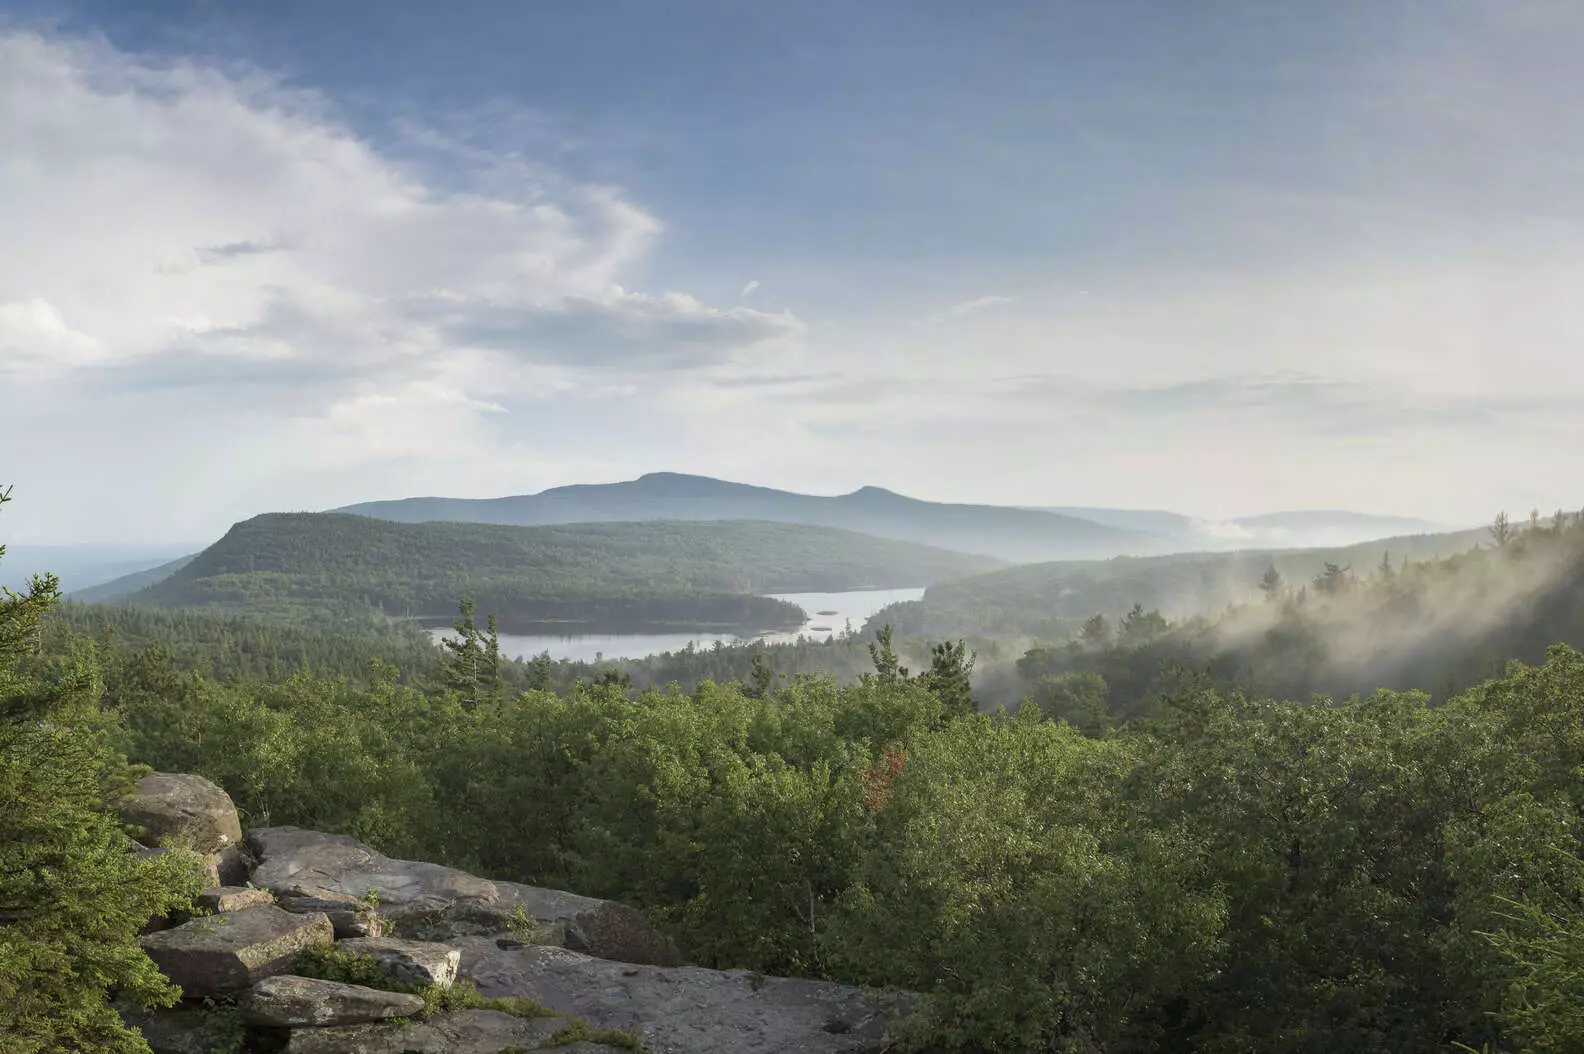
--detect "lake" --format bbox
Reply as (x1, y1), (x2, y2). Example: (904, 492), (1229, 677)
(425, 586), (926, 662)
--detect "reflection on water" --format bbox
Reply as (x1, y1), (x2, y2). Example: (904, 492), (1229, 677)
(425, 587), (925, 663)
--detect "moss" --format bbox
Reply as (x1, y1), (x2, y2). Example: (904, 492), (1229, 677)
(543, 1019), (648, 1051)
(421, 978), (556, 1019)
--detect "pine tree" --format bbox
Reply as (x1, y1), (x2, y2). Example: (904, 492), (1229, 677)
(920, 639), (976, 723)
(440, 598), (485, 708)
(748, 649), (775, 699)
(867, 624), (909, 685)
(0, 488), (206, 1051)
(1259, 565), (1286, 601)
(526, 650), (555, 693)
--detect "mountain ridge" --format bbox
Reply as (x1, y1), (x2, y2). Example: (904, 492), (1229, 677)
(333, 473), (1160, 564)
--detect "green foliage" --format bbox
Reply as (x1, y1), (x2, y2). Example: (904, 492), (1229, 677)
(543, 1020), (647, 1050)
(0, 492), (205, 1053)
(25, 503), (1584, 1052)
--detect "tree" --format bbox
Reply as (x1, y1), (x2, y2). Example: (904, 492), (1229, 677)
(1312, 562), (1352, 595)
(1119, 602), (1169, 643)
(919, 639), (976, 722)
(0, 488), (206, 1051)
(440, 598), (503, 708)
(748, 648), (775, 699)
(867, 624), (910, 685)
(1259, 564), (1286, 601)
(1490, 511), (1514, 547)
(1078, 614), (1111, 649)
(526, 650), (555, 693)
(1377, 551), (1395, 581)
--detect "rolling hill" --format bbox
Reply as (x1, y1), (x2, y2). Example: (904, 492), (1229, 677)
(333, 473), (1159, 563)
(119, 513), (1002, 632)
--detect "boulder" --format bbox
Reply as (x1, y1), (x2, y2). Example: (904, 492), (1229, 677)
(454, 941), (902, 1054)
(121, 773), (243, 853)
(276, 890), (383, 938)
(118, 1007), (212, 1054)
(239, 975), (424, 1027)
(195, 886), (275, 913)
(247, 827), (678, 964)
(141, 905), (334, 997)
(283, 1009), (566, 1053)
(337, 936), (460, 989)
(214, 844), (253, 886)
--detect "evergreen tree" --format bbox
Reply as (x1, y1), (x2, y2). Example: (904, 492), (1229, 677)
(748, 648), (775, 699)
(1490, 511), (1514, 547)
(440, 598), (486, 707)
(0, 489), (205, 1051)
(482, 613), (504, 705)
(1078, 614), (1111, 649)
(920, 639), (976, 722)
(1259, 564), (1286, 601)
(525, 650), (555, 693)
(867, 623), (909, 685)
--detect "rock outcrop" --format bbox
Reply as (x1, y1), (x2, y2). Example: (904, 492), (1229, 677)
(337, 936), (461, 988)
(239, 975), (425, 1027)
(456, 940), (898, 1054)
(121, 772), (244, 853)
(141, 905), (335, 996)
(247, 826), (683, 966)
(121, 772), (904, 1053)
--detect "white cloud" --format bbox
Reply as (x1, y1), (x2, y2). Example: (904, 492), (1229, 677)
(921, 294), (1015, 325)
(741, 279), (760, 297)
(0, 29), (795, 393)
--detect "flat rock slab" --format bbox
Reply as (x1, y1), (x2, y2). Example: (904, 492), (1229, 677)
(142, 904), (334, 997)
(122, 772), (243, 853)
(196, 886), (275, 913)
(454, 941), (899, 1054)
(277, 891), (383, 938)
(240, 975), (424, 1027)
(283, 1008), (568, 1053)
(247, 827), (679, 965)
(338, 936), (461, 988)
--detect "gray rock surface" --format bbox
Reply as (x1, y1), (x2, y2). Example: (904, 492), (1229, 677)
(282, 1008), (569, 1053)
(454, 940), (898, 1054)
(215, 844), (253, 886)
(248, 827), (679, 964)
(121, 772), (243, 853)
(338, 936), (461, 988)
(277, 890), (383, 938)
(195, 885), (274, 913)
(141, 904), (334, 996)
(119, 1007), (212, 1054)
(239, 975), (424, 1027)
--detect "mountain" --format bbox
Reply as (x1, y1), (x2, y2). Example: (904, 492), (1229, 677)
(121, 513), (1001, 632)
(1031, 507), (1451, 551)
(334, 473), (1158, 563)
(69, 553), (197, 604)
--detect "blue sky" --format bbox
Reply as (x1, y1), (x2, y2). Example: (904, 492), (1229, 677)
(2, 1), (1582, 542)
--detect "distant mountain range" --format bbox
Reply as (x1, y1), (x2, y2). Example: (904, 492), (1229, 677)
(335, 473), (1159, 564)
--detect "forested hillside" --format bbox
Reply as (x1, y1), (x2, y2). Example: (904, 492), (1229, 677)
(336, 472), (1157, 563)
(120, 513), (999, 632)
(877, 525), (1490, 641)
(1014, 511), (1584, 728)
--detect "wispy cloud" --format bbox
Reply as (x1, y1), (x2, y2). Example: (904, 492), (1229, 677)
(741, 279), (760, 297)
(921, 294), (1015, 325)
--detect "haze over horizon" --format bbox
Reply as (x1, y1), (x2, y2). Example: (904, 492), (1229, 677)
(4, 1), (1583, 543)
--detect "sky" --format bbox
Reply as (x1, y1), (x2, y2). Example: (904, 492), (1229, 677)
(3, 0), (1583, 544)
